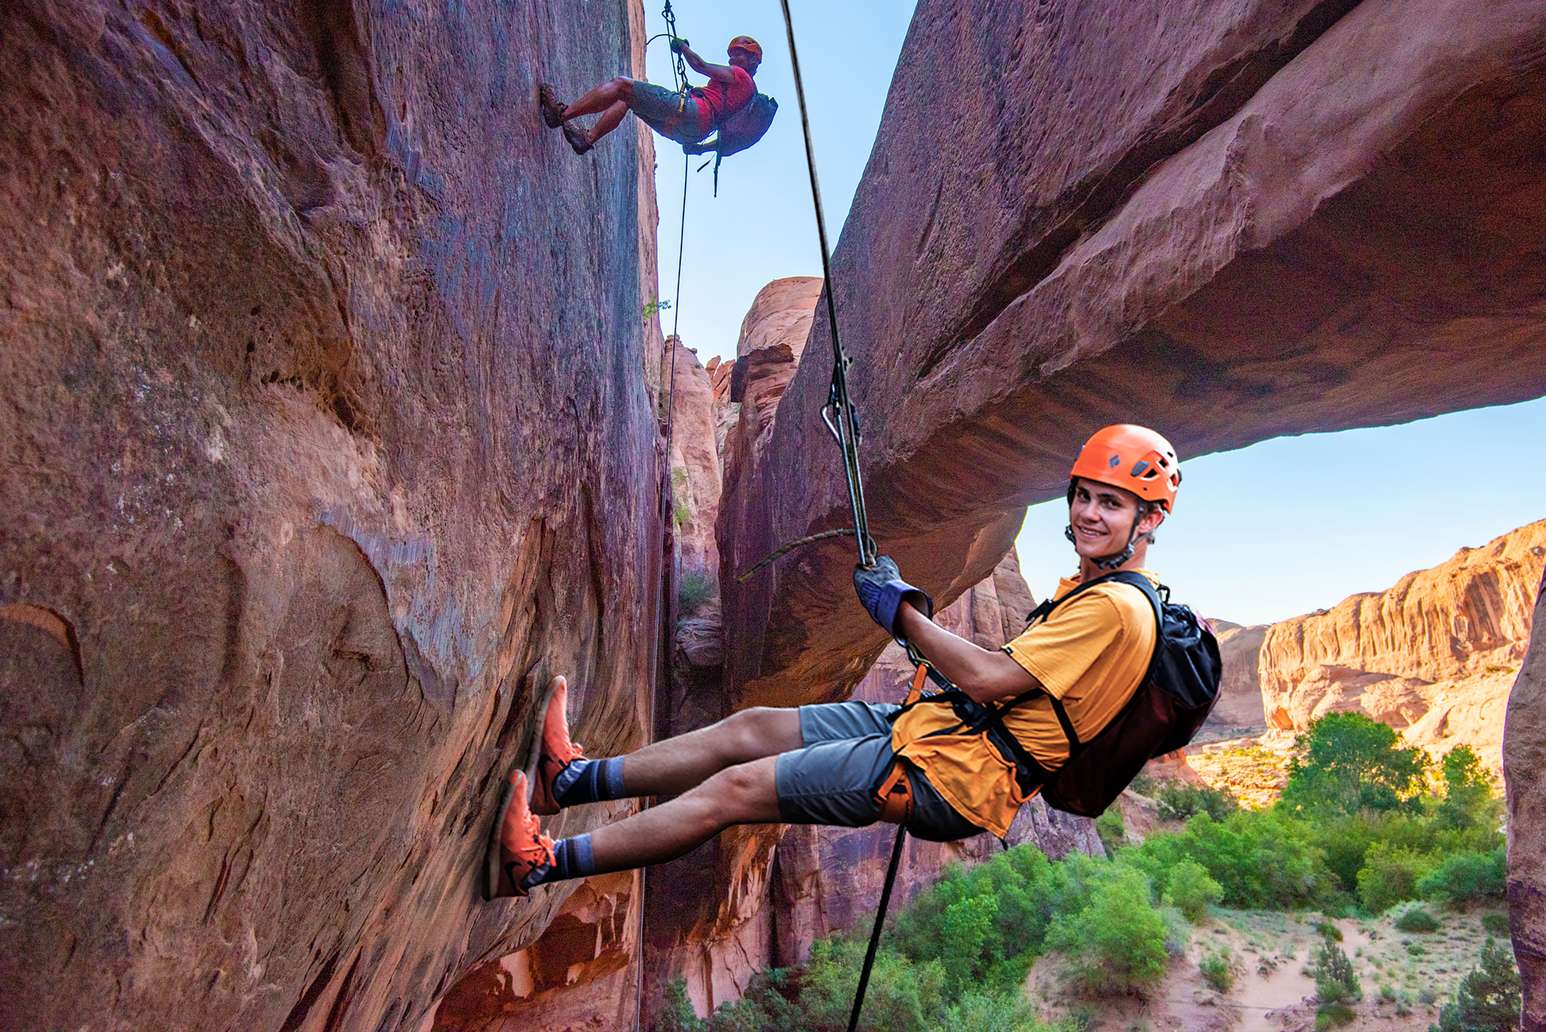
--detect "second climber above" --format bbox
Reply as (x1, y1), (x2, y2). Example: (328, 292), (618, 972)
(539, 35), (762, 156)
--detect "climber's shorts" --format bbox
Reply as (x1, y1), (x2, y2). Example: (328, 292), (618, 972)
(774, 700), (985, 843)
(629, 80), (712, 144)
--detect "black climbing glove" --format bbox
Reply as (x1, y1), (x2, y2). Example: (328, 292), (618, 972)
(853, 556), (933, 645)
(669, 36), (689, 54)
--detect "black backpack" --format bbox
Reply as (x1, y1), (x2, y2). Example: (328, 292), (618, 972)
(903, 572), (1221, 819)
(682, 94), (777, 192)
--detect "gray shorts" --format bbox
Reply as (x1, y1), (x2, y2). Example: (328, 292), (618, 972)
(774, 701), (986, 843)
(629, 80), (711, 144)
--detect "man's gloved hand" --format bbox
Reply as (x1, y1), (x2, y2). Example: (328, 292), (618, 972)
(853, 556), (933, 642)
(669, 36), (689, 53)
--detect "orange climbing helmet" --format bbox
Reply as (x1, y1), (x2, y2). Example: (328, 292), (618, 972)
(1069, 424), (1182, 512)
(728, 36), (763, 63)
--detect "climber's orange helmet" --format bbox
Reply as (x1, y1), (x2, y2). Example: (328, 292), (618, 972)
(1069, 424), (1182, 513)
(728, 36), (763, 64)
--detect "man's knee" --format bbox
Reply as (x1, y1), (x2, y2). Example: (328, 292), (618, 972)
(721, 707), (797, 757)
(610, 76), (635, 98)
(701, 760), (777, 819)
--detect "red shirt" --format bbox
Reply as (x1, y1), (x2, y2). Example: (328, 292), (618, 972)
(694, 66), (756, 126)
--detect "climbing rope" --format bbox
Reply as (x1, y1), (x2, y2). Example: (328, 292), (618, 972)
(774, 4), (899, 1030)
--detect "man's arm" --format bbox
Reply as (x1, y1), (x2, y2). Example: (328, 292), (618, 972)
(678, 43), (738, 84)
(895, 603), (1043, 705)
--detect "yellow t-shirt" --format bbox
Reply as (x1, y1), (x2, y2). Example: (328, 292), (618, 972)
(891, 570), (1158, 837)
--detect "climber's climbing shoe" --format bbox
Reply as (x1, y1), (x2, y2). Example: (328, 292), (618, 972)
(532, 675), (586, 815)
(538, 83), (567, 129)
(562, 122), (592, 155)
(485, 770), (556, 901)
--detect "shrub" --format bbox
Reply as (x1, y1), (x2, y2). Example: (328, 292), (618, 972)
(1393, 904), (1440, 934)
(940, 989), (1054, 1032)
(1162, 859), (1223, 922)
(1314, 919), (1344, 942)
(1097, 808), (1126, 855)
(1481, 913), (1510, 937)
(657, 979), (704, 1032)
(1282, 713), (1427, 818)
(1046, 865), (1169, 996)
(1417, 847), (1507, 905)
(1430, 939), (1522, 1032)
(701, 969), (802, 1032)
(797, 939), (945, 1032)
(677, 570), (713, 615)
(1311, 941), (1362, 1028)
(1200, 948), (1236, 992)
(1128, 809), (1330, 908)
(1357, 842), (1437, 914)
(1155, 782), (1238, 822)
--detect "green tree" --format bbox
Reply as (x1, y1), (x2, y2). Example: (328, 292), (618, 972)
(1417, 847), (1507, 904)
(1434, 746), (1501, 833)
(1311, 941), (1362, 1027)
(656, 979), (704, 1032)
(1356, 841), (1437, 913)
(1046, 865), (1169, 995)
(1282, 713), (1428, 817)
(1162, 859), (1223, 921)
(1430, 939), (1522, 1032)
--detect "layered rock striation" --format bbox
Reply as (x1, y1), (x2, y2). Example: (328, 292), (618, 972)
(1, 4), (663, 1030)
(1258, 520), (1546, 767)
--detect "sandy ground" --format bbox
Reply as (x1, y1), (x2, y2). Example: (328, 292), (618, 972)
(1027, 906), (1507, 1031)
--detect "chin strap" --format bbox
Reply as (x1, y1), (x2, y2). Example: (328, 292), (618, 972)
(1065, 511), (1145, 570)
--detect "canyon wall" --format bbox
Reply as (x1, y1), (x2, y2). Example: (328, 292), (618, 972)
(0, 3), (664, 1031)
(1504, 571), (1546, 1030)
(1258, 520), (1546, 767)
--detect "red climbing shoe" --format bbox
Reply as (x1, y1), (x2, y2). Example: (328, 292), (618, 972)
(562, 121), (593, 155)
(485, 770), (556, 900)
(538, 83), (566, 129)
(532, 675), (586, 816)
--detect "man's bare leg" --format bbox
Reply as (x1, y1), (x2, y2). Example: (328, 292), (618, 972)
(585, 100), (630, 146)
(616, 703), (801, 797)
(588, 755), (782, 872)
(561, 77), (632, 121)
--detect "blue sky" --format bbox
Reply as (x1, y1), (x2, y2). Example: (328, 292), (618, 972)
(642, 1), (1546, 627)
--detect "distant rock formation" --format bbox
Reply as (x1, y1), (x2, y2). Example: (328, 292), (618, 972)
(1257, 520), (1546, 768)
(1205, 620), (1270, 736)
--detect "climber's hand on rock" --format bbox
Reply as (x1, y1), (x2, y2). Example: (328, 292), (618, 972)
(853, 556), (933, 642)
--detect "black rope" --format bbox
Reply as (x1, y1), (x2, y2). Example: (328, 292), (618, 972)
(778, 0), (876, 571)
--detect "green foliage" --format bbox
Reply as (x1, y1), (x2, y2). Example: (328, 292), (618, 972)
(1482, 913), (1511, 937)
(1282, 713), (1428, 818)
(1096, 808), (1126, 855)
(1392, 903), (1440, 933)
(700, 969), (804, 1032)
(1356, 842), (1437, 914)
(1161, 859), (1222, 922)
(939, 893), (1000, 992)
(1199, 948), (1236, 992)
(643, 297), (673, 321)
(1046, 865), (1169, 996)
(1418, 847), (1507, 905)
(677, 570), (713, 616)
(1127, 810), (1329, 908)
(1312, 941), (1362, 1027)
(656, 979), (703, 1032)
(939, 989), (1055, 1032)
(1154, 782), (1238, 823)
(1434, 746), (1500, 834)
(1430, 939), (1523, 1032)
(797, 938), (946, 1032)
(1314, 919), (1344, 942)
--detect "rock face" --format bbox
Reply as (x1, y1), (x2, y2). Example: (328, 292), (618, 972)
(719, 0), (1546, 714)
(0, 4), (663, 1031)
(1504, 569), (1546, 1028)
(1257, 520), (1546, 767)
(1204, 621), (1269, 736)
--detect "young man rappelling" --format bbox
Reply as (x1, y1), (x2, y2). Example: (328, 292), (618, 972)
(488, 425), (1201, 899)
(539, 36), (762, 156)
